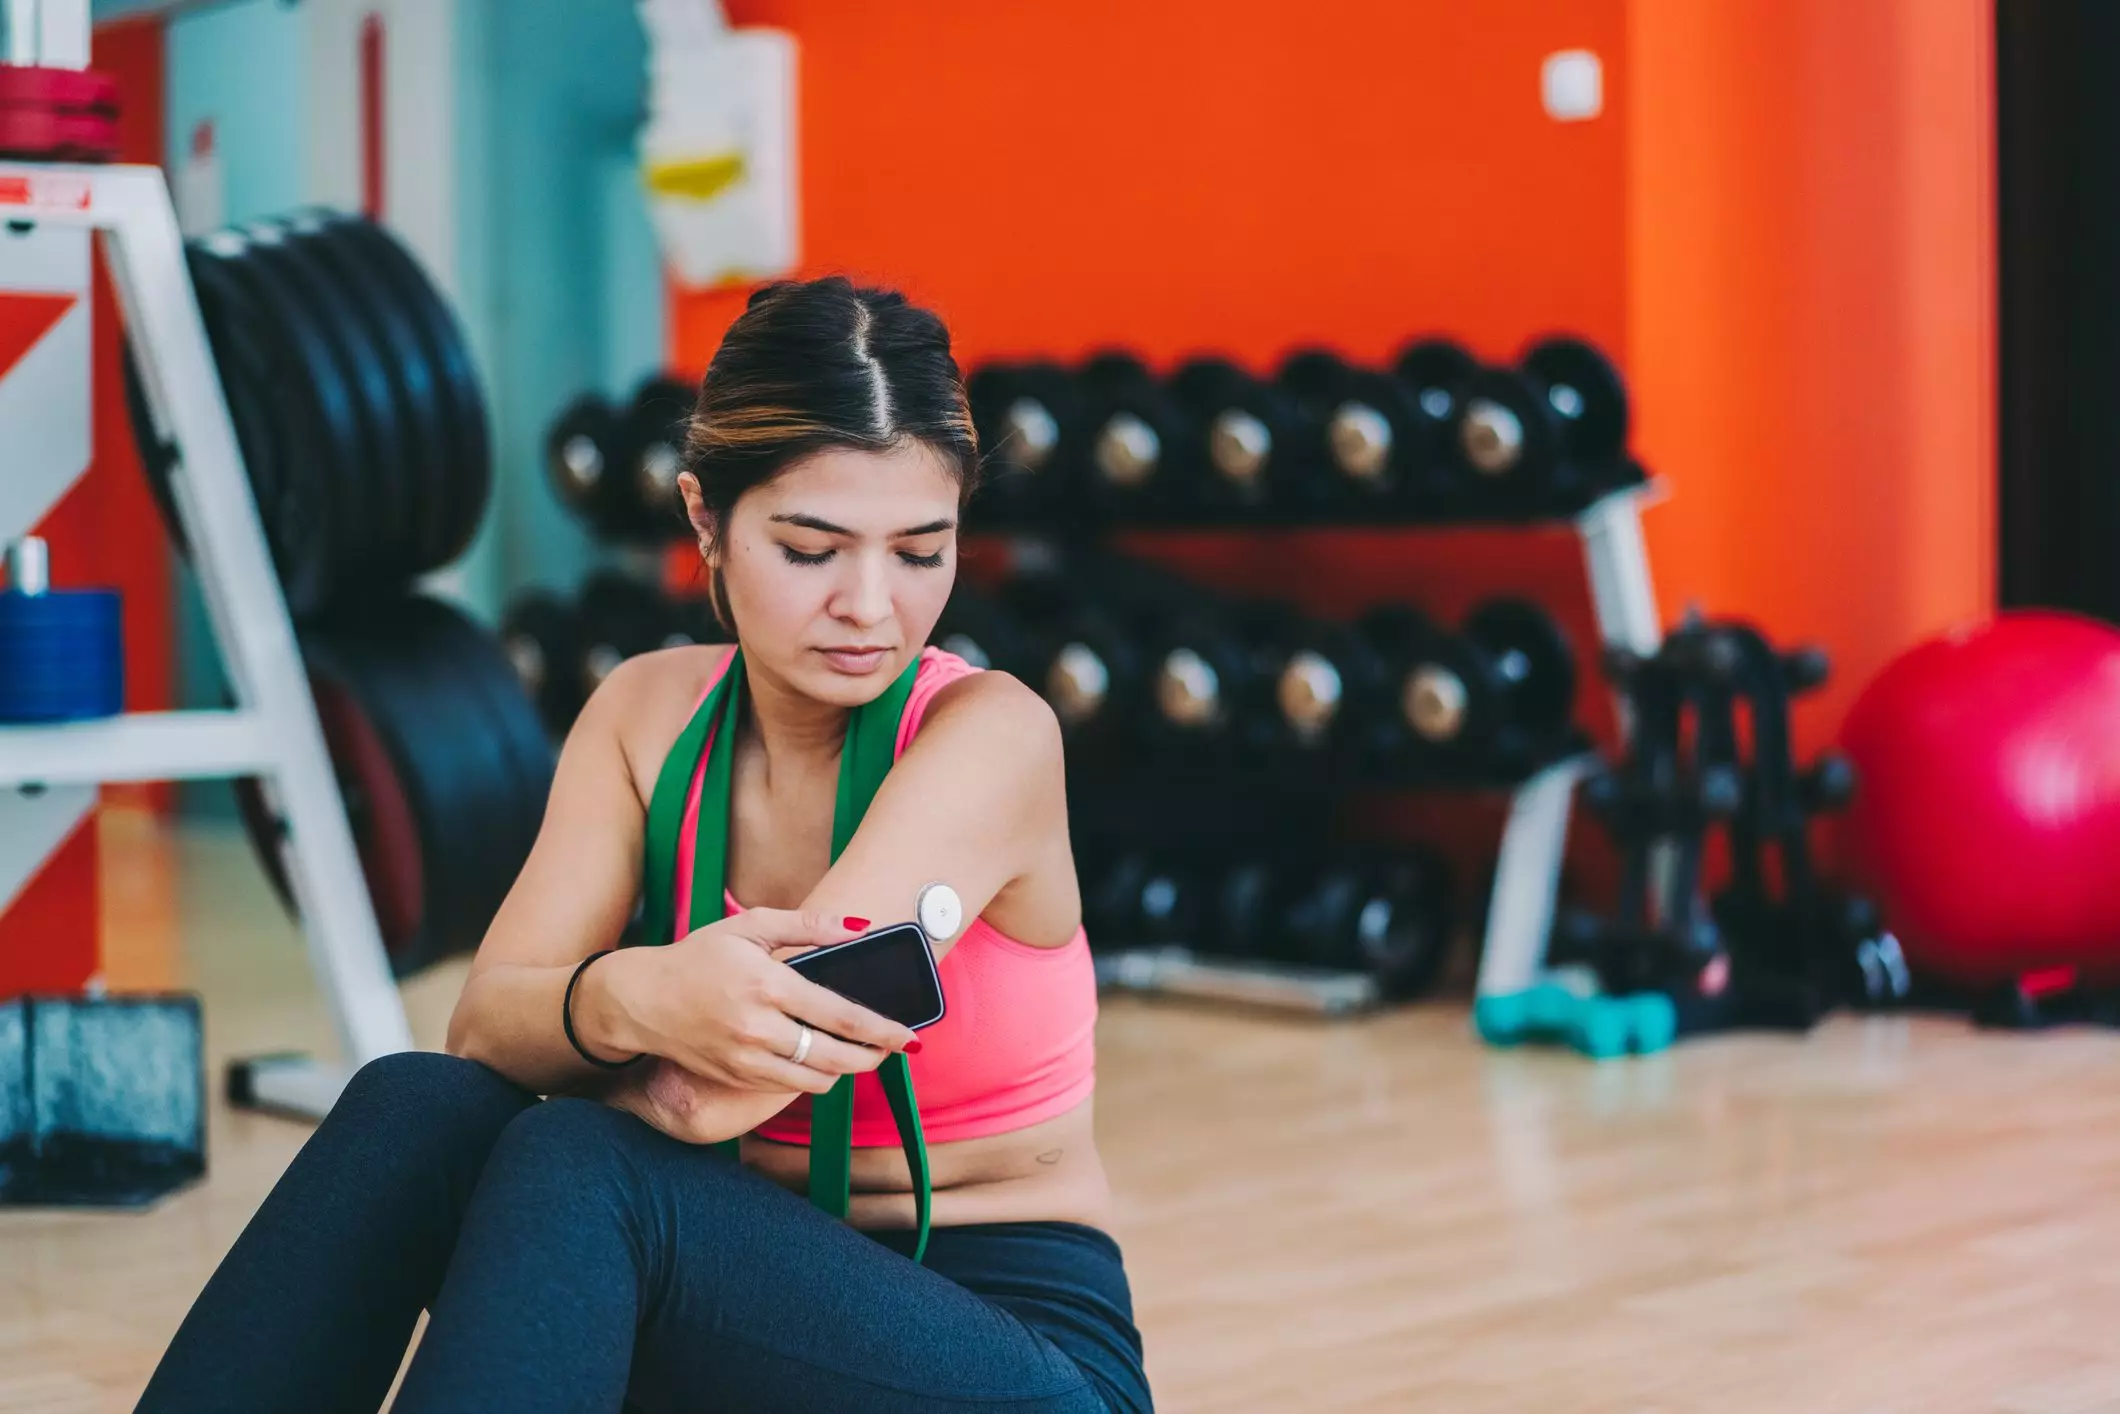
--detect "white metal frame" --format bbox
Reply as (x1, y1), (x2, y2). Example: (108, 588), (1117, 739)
(1471, 485), (1666, 1002)
(0, 163), (412, 1117)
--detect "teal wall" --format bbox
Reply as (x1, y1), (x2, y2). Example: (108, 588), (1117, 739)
(469, 0), (664, 602)
(145, 0), (665, 813)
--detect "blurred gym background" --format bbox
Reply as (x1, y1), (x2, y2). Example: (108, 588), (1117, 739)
(15, 0), (2120, 1410)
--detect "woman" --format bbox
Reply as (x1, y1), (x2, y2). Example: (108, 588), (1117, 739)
(139, 277), (1150, 1413)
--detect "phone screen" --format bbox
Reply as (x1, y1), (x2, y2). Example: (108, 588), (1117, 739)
(786, 923), (947, 1030)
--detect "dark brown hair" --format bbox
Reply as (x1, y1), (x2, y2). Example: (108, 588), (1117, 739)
(685, 277), (980, 628)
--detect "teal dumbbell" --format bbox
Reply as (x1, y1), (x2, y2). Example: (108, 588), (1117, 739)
(1474, 982), (1580, 1046)
(1564, 991), (1678, 1058)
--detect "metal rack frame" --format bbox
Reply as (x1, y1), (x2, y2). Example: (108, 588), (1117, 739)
(0, 161), (411, 1118)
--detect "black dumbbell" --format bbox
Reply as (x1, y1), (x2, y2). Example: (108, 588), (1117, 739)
(575, 571), (682, 696)
(1080, 848), (1207, 948)
(932, 578), (1040, 680)
(659, 592), (728, 651)
(1147, 596), (1305, 753)
(1393, 337), (1479, 421)
(1075, 351), (1205, 525)
(1780, 645), (1831, 695)
(1798, 752), (1857, 812)
(1280, 850), (1455, 999)
(1452, 336), (1633, 516)
(623, 374), (695, 541)
(546, 392), (631, 537)
(1834, 894), (1911, 1007)
(966, 361), (1083, 532)
(1399, 598), (1577, 776)
(1201, 855), (1305, 961)
(1272, 612), (1406, 762)
(1279, 348), (1444, 520)
(1009, 555), (1199, 751)
(1165, 356), (1327, 524)
(500, 589), (585, 737)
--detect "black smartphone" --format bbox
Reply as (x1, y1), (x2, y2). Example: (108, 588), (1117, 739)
(785, 922), (947, 1031)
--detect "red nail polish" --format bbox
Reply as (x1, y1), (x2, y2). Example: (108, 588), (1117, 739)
(844, 916), (870, 930)
(905, 1038), (924, 1054)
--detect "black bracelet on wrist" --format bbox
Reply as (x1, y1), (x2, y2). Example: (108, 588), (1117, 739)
(564, 949), (644, 1071)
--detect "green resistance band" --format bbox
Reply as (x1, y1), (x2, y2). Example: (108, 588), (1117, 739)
(639, 649), (932, 1263)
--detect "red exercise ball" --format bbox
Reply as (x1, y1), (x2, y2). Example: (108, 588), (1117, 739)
(1841, 611), (2120, 988)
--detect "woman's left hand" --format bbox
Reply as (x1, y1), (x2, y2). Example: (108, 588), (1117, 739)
(590, 1058), (799, 1146)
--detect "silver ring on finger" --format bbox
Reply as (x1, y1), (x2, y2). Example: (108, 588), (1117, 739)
(788, 1022), (814, 1067)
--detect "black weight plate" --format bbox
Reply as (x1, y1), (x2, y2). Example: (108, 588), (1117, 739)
(231, 670), (431, 977)
(279, 209), (455, 578)
(185, 249), (302, 561)
(187, 238), (342, 618)
(200, 228), (380, 594)
(238, 220), (414, 590)
(1521, 335), (1629, 465)
(1463, 597), (1576, 736)
(625, 375), (696, 543)
(311, 599), (536, 966)
(321, 215), (492, 568)
(384, 596), (555, 913)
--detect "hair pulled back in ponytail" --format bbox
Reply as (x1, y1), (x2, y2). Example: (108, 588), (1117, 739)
(683, 277), (980, 629)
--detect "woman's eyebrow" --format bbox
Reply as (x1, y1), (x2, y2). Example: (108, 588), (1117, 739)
(767, 513), (956, 537)
(769, 512), (853, 535)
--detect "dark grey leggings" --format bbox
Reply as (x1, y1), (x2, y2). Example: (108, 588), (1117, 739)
(137, 1052), (1150, 1413)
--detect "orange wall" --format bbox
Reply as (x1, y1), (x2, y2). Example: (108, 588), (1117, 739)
(678, 0), (1630, 372)
(1628, 0), (1995, 756)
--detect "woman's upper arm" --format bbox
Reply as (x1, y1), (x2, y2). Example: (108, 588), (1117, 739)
(798, 671), (1066, 954)
(464, 656), (661, 977)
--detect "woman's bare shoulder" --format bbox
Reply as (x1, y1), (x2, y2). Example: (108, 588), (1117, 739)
(578, 643), (737, 802)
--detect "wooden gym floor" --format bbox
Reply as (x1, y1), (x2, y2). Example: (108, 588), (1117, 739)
(7, 810), (2120, 1412)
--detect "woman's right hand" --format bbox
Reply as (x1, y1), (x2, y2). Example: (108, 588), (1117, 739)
(592, 909), (918, 1095)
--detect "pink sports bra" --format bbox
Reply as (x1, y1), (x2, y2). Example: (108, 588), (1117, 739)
(670, 646), (1099, 1148)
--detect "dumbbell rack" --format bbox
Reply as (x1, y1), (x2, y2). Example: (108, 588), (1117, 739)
(0, 161), (411, 1118)
(1093, 484), (1665, 1017)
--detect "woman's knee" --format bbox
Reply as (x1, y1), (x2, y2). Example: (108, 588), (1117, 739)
(331, 1051), (534, 1149)
(478, 1099), (737, 1224)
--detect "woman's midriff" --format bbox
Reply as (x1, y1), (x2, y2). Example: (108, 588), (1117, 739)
(741, 1097), (1112, 1231)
